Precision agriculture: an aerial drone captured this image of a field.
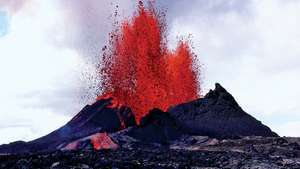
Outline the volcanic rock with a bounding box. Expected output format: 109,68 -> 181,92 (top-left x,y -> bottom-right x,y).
1,137 -> 300,168
61,132 -> 118,151
168,83 -> 278,139
118,108 -> 183,144
0,98 -> 136,154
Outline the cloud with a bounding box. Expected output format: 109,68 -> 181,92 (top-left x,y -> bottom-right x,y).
0,0 -> 136,144
0,107 -> 69,144
0,0 -> 85,144
165,0 -> 300,136
275,121 -> 300,137
0,10 -> 9,37
0,0 -> 29,14
55,0 -> 134,58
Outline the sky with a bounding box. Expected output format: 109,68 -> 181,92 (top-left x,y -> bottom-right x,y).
0,0 -> 299,144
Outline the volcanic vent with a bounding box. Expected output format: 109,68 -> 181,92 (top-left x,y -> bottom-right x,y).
99,1 -> 200,123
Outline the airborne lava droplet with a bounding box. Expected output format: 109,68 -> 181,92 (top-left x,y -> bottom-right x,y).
99,1 -> 200,123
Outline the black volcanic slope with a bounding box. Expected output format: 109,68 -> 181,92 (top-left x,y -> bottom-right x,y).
0,99 -> 136,154
125,108 -> 183,143
168,83 -> 278,139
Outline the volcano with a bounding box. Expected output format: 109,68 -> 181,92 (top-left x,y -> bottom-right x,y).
0,83 -> 277,154
2,1 -> 298,168
2,84 -> 299,169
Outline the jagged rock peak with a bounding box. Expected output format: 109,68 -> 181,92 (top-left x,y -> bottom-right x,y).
215,83 -> 227,93
205,83 -> 240,108
168,82 -> 278,138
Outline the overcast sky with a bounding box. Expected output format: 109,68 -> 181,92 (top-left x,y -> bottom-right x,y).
0,0 -> 299,144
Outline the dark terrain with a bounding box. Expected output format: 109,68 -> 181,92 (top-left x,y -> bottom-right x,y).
1,136 -> 300,168
1,83 -> 298,169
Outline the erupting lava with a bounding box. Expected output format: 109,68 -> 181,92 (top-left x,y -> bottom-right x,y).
99,1 -> 200,123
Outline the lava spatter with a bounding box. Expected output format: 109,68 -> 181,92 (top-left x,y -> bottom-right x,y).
100,1 -> 200,123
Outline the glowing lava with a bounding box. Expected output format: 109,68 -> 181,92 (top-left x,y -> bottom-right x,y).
100,1 -> 200,123
90,133 -> 118,150
62,133 -> 118,151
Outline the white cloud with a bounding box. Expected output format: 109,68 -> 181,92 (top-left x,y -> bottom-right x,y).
0,107 -> 69,143
56,0 -> 134,58
0,0 -> 86,144
167,0 -> 300,136
0,0 -> 135,144
275,121 -> 300,137
0,0 -> 28,14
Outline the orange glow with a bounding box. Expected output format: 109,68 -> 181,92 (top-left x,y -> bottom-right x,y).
90,133 -> 118,150
97,93 -> 122,109
100,1 -> 200,123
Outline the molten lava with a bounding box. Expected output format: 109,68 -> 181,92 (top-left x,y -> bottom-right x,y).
97,93 -> 122,109
90,133 -> 118,150
100,1 -> 200,123
62,133 -> 118,151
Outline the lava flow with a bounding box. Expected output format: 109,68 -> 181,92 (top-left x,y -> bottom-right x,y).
99,1 -> 200,123
90,133 -> 118,150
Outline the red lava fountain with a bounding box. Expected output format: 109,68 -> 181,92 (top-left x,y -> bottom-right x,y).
99,1 -> 200,123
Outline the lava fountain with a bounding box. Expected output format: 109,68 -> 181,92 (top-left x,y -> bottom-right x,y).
99,1 -> 200,123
